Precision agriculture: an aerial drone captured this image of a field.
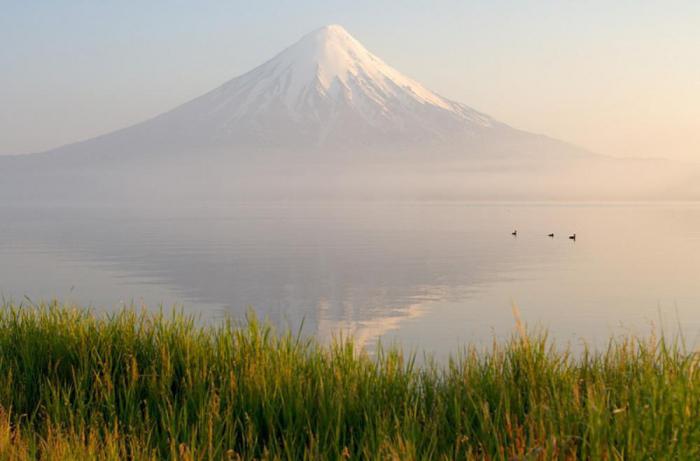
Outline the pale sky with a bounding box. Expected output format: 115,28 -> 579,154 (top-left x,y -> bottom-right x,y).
1,1 -> 698,161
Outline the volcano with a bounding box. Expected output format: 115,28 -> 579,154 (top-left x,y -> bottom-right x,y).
22,24 -> 584,160
1,25 -> 689,201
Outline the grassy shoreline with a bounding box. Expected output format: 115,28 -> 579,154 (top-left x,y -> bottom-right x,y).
0,302 -> 697,460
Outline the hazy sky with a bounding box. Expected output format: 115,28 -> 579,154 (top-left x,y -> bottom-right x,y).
1,1 -> 698,160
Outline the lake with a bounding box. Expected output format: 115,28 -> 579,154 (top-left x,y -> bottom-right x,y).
2,201 -> 700,357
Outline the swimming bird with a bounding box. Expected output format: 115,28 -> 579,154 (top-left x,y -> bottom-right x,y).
569,233 -> 576,240
548,233 -> 554,237
512,230 -> 517,236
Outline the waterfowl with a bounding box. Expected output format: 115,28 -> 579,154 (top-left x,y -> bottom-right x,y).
548,233 -> 554,237
512,230 -> 517,236
569,234 -> 576,240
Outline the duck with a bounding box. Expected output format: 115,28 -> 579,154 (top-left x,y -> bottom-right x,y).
512,230 -> 517,236
548,233 -> 554,238
569,233 -> 576,240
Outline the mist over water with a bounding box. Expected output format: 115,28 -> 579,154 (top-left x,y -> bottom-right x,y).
2,200 -> 700,358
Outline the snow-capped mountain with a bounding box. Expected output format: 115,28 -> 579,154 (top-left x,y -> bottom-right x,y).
2,24 -> 691,202
171,24 -> 493,148
36,24 -> 511,161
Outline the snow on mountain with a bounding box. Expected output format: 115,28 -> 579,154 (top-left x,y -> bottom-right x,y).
16,24 -> 585,162
145,24 -> 494,150
5,24 -> 689,202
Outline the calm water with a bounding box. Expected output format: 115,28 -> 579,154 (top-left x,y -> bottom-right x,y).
2,201 -> 700,356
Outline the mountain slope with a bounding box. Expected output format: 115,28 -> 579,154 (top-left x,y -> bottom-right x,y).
170,24 -> 494,149
26,24 -> 515,162
178,25 -> 493,145
1,24 -> 692,201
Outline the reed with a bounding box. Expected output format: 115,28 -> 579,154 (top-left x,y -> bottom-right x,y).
0,301 -> 697,460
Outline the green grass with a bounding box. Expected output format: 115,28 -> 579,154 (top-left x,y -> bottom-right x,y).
0,302 -> 698,460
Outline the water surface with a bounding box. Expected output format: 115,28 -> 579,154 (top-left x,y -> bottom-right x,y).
2,201 -> 699,357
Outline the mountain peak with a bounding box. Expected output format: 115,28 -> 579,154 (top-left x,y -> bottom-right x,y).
151,25 -> 494,149
306,24 -> 353,40
275,23 -> 463,114
271,23 -> 378,95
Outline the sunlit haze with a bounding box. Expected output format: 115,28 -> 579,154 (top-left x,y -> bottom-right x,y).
1,1 -> 698,161
4,4 -> 700,455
